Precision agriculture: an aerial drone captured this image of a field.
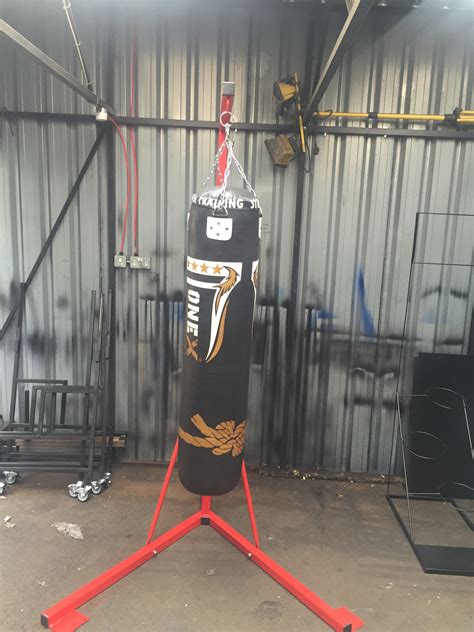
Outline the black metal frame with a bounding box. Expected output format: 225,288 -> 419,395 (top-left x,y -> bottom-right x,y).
387,494 -> 473,577
0,291 -> 114,485
387,391 -> 474,576
2,110 -> 474,141
9,379 -> 69,431
386,213 -> 474,576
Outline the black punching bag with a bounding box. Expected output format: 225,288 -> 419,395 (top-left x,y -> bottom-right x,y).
178,187 -> 261,496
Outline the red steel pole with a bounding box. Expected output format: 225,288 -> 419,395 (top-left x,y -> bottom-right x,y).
241,460 -> 260,547
145,438 -> 179,544
216,81 -> 235,186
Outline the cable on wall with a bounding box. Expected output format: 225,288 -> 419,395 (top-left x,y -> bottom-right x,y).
129,34 -> 139,255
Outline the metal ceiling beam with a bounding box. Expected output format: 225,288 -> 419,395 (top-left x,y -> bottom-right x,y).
303,0 -> 374,124
0,18 -> 110,111
3,111 -> 474,141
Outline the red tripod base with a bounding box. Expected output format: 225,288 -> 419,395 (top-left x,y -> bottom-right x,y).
41,441 -> 364,632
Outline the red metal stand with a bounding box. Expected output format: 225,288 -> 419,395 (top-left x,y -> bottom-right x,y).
41,439 -> 364,632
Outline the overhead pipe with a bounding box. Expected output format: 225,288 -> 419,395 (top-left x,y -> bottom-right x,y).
314,109 -> 474,125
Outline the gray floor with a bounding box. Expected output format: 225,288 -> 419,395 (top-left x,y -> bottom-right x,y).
0,464 -> 472,632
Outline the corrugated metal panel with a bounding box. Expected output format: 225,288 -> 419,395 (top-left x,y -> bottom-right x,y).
0,2 -> 472,472
296,135 -> 473,474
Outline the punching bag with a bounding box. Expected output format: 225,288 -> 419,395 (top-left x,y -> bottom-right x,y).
178,187 -> 261,496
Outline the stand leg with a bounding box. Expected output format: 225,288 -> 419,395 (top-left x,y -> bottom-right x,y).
209,512 -> 364,632
42,512 -> 201,632
242,460 -> 260,547
201,496 -> 212,524
145,438 -> 179,544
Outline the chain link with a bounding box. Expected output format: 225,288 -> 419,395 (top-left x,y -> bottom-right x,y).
227,141 -> 258,199
202,139 -> 226,189
202,121 -> 259,211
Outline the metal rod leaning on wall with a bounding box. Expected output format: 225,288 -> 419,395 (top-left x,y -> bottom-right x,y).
0,125 -> 107,342
7,284 -> 26,426
78,291 -> 97,476
100,290 -> 113,473
85,292 -> 105,483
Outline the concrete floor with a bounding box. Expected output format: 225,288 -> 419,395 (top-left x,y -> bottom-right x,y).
0,464 -> 472,632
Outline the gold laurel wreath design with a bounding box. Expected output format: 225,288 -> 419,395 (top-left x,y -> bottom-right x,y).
179,414 -> 246,456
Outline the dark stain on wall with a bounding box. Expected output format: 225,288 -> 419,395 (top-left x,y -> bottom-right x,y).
56,295 -> 69,309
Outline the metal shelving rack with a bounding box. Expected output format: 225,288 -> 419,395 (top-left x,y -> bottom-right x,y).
387,212 -> 474,576
0,290 -> 114,502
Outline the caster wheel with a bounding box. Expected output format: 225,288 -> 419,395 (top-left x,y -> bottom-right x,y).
5,472 -> 17,485
68,485 -> 79,498
91,481 -> 103,495
77,488 -> 90,502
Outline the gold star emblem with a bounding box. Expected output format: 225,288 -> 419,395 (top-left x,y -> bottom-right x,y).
191,260 -> 198,271
212,264 -> 222,274
200,262 -> 208,273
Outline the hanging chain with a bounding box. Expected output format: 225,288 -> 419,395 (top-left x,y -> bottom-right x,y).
202,139 -> 226,189
202,114 -> 259,209
226,141 -> 258,200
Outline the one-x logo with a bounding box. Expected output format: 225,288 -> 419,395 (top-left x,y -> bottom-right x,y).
185,335 -> 199,362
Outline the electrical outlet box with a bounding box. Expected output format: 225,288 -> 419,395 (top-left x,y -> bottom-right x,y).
114,254 -> 151,270
130,256 -> 151,270
114,254 -> 127,268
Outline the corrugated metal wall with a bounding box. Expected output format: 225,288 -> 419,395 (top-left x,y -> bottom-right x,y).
1,1 -> 472,472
